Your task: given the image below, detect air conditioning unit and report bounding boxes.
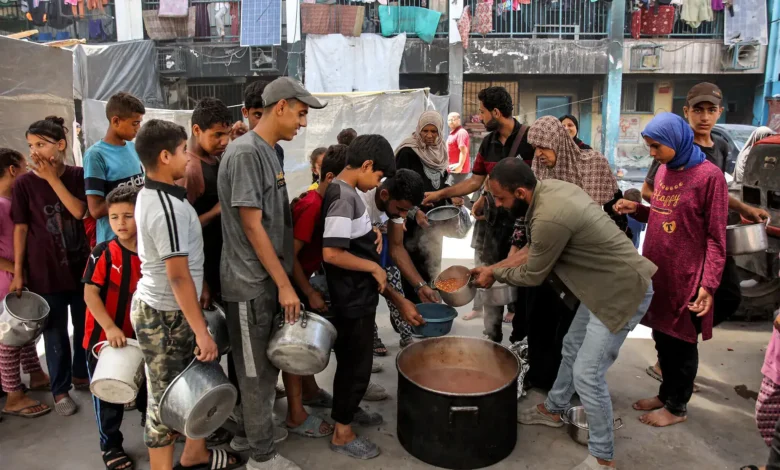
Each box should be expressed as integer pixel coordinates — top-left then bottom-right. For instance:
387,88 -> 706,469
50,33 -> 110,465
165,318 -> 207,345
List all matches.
157,47 -> 185,75
722,41 -> 760,71
629,45 -> 662,71
250,46 -> 277,72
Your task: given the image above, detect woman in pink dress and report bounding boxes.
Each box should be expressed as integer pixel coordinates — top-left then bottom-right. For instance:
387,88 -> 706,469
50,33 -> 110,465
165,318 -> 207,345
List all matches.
614,112 -> 728,427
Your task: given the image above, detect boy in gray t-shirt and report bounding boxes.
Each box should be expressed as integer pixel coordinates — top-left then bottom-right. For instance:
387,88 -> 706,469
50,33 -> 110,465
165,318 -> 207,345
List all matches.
217,77 -> 326,470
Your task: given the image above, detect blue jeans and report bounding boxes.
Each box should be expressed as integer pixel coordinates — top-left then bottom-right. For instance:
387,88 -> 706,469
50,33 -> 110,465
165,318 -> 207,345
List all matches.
544,284 -> 653,461
41,290 -> 87,397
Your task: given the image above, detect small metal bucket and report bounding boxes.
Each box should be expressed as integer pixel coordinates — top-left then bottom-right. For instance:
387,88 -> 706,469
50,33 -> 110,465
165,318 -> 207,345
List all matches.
90,339 -> 145,404
0,290 -> 50,346
267,307 -> 337,376
562,406 -> 624,446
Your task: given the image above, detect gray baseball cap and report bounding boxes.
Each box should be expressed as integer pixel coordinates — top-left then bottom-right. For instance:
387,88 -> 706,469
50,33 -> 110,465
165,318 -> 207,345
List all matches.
261,77 -> 327,109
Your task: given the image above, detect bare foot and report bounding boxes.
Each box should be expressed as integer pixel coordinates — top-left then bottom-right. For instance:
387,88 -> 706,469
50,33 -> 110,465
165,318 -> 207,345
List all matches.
633,396 -> 663,411
639,408 -> 687,427
503,312 -> 514,323
332,423 -> 357,446
462,310 -> 481,321
4,392 -> 50,414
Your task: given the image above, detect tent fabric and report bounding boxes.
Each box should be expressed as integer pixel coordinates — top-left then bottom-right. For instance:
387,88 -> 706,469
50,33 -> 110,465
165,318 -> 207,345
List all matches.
305,33 -> 406,93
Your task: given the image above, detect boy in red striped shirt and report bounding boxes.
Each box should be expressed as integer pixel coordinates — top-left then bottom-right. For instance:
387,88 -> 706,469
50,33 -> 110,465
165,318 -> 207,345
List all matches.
83,185 -> 146,470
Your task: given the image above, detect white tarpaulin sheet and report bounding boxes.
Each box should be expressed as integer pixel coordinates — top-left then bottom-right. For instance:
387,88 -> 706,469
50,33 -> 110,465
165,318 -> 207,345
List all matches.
305,33 -> 406,93
83,99 -> 193,149
279,89 -> 446,172
0,38 -> 75,163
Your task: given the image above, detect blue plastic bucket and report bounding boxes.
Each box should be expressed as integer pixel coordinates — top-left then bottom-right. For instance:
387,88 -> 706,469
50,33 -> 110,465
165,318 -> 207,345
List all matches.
411,303 -> 458,338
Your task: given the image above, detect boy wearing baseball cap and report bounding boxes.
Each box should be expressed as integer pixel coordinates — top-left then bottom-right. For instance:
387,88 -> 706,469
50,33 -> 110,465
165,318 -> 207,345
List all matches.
217,77 -> 325,470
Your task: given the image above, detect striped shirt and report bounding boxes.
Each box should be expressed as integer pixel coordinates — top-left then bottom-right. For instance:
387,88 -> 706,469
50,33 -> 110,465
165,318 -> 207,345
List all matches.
135,178 -> 204,311
322,179 -> 381,318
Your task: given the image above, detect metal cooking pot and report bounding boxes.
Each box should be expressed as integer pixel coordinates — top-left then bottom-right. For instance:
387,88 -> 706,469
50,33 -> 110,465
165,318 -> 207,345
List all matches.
480,282 -> 518,307
434,265 -> 476,308
203,303 -> 230,355
89,339 -> 145,404
267,307 -> 337,376
562,406 -> 624,446
726,219 -> 769,256
397,336 -> 520,469
0,290 -> 50,347
426,205 -> 461,238
159,359 -> 237,439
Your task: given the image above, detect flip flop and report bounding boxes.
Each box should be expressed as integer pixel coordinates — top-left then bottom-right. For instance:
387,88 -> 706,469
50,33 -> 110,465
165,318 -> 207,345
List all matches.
646,365 -> 663,382
329,436 -> 380,460
2,400 -> 51,418
27,382 -> 51,392
173,449 -> 243,470
286,414 -> 334,438
302,389 -> 334,408
362,382 -> 389,402
516,405 -> 564,428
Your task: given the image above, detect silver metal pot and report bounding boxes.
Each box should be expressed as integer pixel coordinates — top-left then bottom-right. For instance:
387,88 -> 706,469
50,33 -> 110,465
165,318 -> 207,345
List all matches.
480,282 -> 518,307
434,265 -> 476,308
159,359 -> 237,439
562,406 -> 623,446
267,307 -> 337,376
426,205 -> 461,238
203,303 -> 230,356
727,219 -> 769,256
0,290 -> 50,347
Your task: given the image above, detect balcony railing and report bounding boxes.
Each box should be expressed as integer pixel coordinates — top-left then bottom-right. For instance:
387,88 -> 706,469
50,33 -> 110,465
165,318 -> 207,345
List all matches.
141,0 -> 240,42
463,0 -> 609,39
0,1 -> 116,43
624,4 -> 724,39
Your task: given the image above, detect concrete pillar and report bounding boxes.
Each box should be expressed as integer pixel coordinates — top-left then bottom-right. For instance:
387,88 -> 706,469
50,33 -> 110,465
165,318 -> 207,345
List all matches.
287,40 -> 303,81
759,0 -> 780,125
602,0 -> 626,167
448,43 -> 464,115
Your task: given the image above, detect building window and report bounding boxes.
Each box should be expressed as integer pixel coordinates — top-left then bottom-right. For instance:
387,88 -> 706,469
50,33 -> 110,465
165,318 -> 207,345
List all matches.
621,82 -> 654,113
536,96 -> 571,120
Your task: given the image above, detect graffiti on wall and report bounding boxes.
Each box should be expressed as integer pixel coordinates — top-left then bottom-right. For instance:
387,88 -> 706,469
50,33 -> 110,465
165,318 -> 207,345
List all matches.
618,116 -> 641,143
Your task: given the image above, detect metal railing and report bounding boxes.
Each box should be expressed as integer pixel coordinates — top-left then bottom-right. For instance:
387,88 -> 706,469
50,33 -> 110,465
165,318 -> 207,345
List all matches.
141,0 -> 240,42
0,1 -> 116,42
463,0 -> 609,39
624,4 -> 724,39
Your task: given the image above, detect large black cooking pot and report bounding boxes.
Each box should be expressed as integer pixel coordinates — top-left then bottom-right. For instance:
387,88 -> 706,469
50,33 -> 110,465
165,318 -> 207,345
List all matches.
396,336 -> 520,469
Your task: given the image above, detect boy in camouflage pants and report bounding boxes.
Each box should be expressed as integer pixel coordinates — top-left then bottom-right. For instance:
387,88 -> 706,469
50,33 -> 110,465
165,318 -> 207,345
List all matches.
131,120 -> 242,470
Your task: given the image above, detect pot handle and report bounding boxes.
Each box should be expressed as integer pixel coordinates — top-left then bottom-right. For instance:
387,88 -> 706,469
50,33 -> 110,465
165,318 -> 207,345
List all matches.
613,417 -> 624,430
277,304 -> 309,329
560,411 -> 570,425
449,406 -> 479,428
21,321 -> 39,332
91,340 -> 109,359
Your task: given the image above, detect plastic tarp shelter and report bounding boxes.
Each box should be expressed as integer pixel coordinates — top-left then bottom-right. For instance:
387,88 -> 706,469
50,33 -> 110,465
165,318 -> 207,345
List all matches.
72,40 -> 164,107
0,37 -> 75,164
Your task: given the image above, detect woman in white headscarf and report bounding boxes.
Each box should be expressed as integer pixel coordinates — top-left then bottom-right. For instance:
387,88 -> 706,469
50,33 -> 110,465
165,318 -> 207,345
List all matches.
735,126 -> 775,184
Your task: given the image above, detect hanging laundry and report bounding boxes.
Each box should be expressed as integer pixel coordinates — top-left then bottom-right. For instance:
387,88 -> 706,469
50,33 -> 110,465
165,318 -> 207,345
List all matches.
457,5 -> 470,49
25,0 -> 48,26
195,1 -> 210,38
496,0 -> 511,15
378,6 -> 441,43
301,4 -> 335,34
681,0 -> 713,28
472,0 -> 493,35
711,0 -> 724,11
631,8 -> 641,38
230,1 -> 240,41
159,0 -> 188,17
517,0 -> 530,6
142,6 -> 196,40
641,5 -> 675,35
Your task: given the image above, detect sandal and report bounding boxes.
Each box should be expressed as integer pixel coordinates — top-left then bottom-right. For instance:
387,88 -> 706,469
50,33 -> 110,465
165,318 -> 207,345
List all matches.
646,365 -> 700,392
102,448 -> 134,470
373,337 -> 388,357
302,389 -> 334,408
740,467 -> 760,470
55,395 -> 78,416
2,400 -> 51,418
286,414 -> 334,438
329,436 -> 380,460
174,449 -> 243,470
400,337 -> 415,348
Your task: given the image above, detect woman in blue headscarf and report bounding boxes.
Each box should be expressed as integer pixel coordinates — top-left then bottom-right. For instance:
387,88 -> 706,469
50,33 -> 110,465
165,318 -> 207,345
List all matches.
614,112 -> 728,428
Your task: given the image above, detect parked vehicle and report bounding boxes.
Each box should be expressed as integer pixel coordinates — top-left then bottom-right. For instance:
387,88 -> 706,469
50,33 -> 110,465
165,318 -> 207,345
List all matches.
712,123 -> 758,175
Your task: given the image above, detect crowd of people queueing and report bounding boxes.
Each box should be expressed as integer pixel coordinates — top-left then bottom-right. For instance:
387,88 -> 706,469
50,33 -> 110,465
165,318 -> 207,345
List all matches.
2,77 -> 780,470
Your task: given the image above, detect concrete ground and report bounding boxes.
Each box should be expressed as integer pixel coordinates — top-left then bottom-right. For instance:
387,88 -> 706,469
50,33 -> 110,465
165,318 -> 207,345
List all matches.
0,235 -> 773,470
